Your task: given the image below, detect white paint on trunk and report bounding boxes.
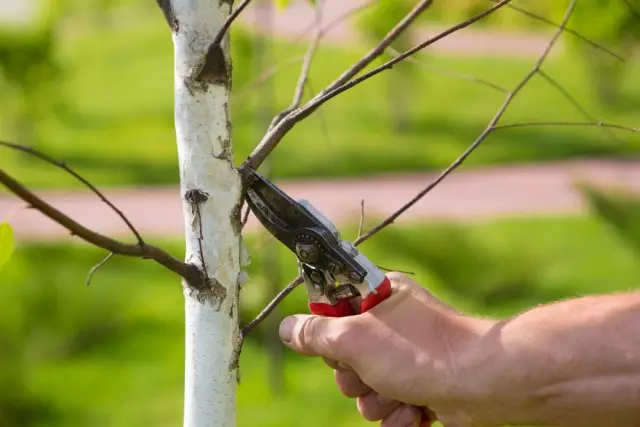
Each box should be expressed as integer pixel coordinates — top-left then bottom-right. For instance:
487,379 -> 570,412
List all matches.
171,1 -> 248,427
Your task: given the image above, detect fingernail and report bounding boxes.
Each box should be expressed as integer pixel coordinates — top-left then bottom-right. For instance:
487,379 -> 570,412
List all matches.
396,405 -> 418,427
376,394 -> 396,406
279,316 -> 296,343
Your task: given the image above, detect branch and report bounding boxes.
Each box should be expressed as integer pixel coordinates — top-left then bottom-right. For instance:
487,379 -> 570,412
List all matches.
243,0 -> 514,170
537,70 -> 623,143
235,0 -> 376,100
354,0 -> 577,246
320,0 -> 433,94
385,46 -> 509,93
0,169 -> 203,287
242,276 -> 303,336
0,141 -> 145,245
269,0 -> 324,130
492,121 -> 639,133
490,0 -> 625,62
213,0 -> 253,46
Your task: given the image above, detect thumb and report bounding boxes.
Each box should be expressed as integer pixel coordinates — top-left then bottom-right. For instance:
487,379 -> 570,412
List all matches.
279,314 -> 354,361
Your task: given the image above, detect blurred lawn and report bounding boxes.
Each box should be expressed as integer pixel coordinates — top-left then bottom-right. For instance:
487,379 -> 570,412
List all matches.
1,215 -> 640,426
1,5 -> 639,189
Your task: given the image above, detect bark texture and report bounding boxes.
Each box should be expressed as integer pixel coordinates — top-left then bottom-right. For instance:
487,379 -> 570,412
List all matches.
171,1 -> 248,426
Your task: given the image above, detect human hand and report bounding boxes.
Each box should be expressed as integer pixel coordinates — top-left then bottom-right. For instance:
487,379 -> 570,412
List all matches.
278,272 -> 496,427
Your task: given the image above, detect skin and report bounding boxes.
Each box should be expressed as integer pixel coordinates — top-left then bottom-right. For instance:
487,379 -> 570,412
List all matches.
279,272 -> 640,427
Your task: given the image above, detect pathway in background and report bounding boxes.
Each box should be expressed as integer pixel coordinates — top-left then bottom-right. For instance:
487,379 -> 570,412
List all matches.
239,0 -> 557,58
2,159 -> 639,242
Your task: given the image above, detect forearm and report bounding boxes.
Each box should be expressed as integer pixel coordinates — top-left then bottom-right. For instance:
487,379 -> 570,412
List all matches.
464,292 -> 640,427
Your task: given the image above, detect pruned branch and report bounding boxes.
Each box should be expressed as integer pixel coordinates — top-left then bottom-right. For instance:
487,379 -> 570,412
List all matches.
0,169 -> 203,287
1,140 -> 145,246
243,0 -> 514,170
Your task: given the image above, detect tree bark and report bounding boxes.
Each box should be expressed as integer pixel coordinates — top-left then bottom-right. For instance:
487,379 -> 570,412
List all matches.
171,1 -> 248,426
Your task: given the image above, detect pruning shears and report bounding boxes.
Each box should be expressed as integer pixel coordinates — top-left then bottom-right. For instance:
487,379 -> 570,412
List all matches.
244,168 -> 392,317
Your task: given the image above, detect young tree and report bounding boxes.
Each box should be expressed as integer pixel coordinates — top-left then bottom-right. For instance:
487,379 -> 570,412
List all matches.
1,0 -> 638,426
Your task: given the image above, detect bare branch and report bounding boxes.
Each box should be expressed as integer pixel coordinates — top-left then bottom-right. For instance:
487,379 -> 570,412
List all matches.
490,0 -> 625,62
354,0 -> 576,246
242,276 -> 304,336
86,252 -> 115,287
236,0 -> 377,100
376,265 -> 415,276
0,140 -> 145,246
244,0 -> 514,170
493,121 -> 639,133
538,70 -> 623,143
321,0 -> 433,95
269,0 -> 325,129
386,46 -> 509,93
213,0 -> 253,46
0,169 -> 203,287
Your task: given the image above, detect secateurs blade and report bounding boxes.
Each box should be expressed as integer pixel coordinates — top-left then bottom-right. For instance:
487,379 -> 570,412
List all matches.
244,168 -> 391,317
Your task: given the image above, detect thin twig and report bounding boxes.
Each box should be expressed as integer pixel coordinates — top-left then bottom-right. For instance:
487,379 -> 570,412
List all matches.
86,252 -> 115,287
354,0 -> 576,247
357,199 -> 365,240
538,70 -> 623,143
242,276 -> 304,336
269,0 -> 325,130
236,0 -> 376,100
376,265 -> 415,276
493,121 -> 639,133
0,169 -> 202,287
213,0 -> 253,46
0,141 -> 145,246
386,46 -> 508,93
243,0 -> 514,170
490,0 -> 625,62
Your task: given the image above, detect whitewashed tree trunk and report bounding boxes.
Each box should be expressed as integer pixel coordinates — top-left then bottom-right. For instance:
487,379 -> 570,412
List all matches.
167,1 -> 248,426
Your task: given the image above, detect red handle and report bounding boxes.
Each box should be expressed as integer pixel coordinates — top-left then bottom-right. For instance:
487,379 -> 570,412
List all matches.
359,277 -> 392,313
309,277 -> 392,317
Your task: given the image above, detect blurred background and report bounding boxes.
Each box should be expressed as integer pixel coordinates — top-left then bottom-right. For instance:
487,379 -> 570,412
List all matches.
1,0 -> 640,426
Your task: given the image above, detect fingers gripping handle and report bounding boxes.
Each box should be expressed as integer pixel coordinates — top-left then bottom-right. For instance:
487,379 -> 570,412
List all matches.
308,277 -> 392,317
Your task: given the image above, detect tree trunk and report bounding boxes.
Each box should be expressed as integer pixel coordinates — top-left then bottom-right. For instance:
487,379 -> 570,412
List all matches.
171,1 -> 247,427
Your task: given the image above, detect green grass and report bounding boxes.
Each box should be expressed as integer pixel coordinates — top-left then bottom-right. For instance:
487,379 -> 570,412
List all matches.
1,214 -> 639,426
0,5 -> 639,189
